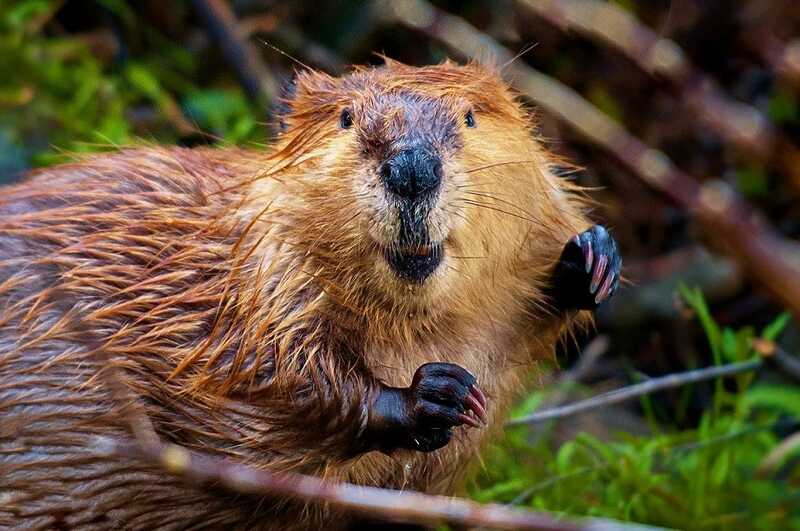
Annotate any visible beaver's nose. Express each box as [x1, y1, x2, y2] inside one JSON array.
[[380, 149, 443, 200]]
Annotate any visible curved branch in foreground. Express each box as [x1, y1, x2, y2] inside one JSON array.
[[98, 437, 660, 531], [381, 0, 800, 320]]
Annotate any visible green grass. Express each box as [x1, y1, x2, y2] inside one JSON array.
[[470, 289, 800, 530]]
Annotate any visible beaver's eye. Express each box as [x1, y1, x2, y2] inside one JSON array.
[[465, 110, 476, 128], [340, 108, 353, 129]]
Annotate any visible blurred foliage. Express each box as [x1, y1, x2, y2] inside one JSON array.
[[471, 293, 799, 530], [0, 0, 265, 179], [2, 0, 800, 529]]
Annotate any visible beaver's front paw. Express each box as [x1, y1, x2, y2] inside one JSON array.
[[549, 225, 622, 311], [401, 362, 487, 452], [366, 362, 487, 453]]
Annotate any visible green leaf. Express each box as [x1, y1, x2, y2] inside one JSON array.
[[509, 390, 546, 419], [722, 328, 739, 362], [679, 284, 722, 363], [4, 0, 53, 28], [472, 478, 526, 502], [744, 385, 800, 417], [125, 64, 164, 100], [556, 441, 579, 473], [710, 450, 730, 486], [762, 312, 791, 342]]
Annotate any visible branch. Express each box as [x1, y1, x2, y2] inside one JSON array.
[[508, 342, 800, 427], [518, 0, 775, 157], [96, 340, 797, 527], [753, 339, 800, 382], [519, 0, 800, 197], [743, 31, 800, 89], [507, 359, 763, 427], [100, 437, 662, 531], [380, 0, 800, 320], [191, 0, 279, 112]]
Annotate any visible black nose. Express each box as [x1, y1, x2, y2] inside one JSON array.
[[380, 149, 443, 200]]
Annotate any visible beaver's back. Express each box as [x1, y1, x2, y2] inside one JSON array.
[[0, 148, 331, 530]]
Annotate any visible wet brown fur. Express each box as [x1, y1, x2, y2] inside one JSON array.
[[0, 60, 591, 530]]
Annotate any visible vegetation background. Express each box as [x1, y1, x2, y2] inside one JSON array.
[[2, 1, 800, 529]]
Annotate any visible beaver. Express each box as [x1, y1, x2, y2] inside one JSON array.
[[0, 59, 621, 530]]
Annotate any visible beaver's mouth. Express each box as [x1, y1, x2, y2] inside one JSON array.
[[384, 242, 444, 283]]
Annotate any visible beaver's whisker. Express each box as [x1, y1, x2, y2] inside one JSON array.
[[463, 160, 536, 174], [454, 198, 536, 223], [444, 207, 468, 224], [459, 190, 534, 219]]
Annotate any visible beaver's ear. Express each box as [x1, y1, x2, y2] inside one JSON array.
[[275, 69, 338, 132]]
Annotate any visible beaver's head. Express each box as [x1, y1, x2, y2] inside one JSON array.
[[271, 60, 566, 311]]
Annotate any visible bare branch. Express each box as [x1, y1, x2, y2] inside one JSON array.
[[100, 436, 662, 531], [753, 339, 800, 382], [191, 0, 279, 112], [507, 359, 763, 427], [381, 0, 800, 320], [517, 0, 800, 195], [744, 32, 800, 89], [518, 0, 776, 158], [509, 342, 800, 427]]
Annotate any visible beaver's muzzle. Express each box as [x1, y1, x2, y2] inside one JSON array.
[[379, 146, 445, 282]]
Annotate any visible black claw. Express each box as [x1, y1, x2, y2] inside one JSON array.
[[547, 225, 622, 311]]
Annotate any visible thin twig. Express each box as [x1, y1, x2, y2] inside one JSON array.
[[381, 0, 800, 320], [511, 466, 600, 506], [530, 336, 610, 420], [669, 419, 797, 455], [506, 339, 800, 427], [772, 346, 800, 381], [753, 339, 800, 381], [562, 335, 610, 384], [757, 430, 800, 476], [507, 359, 763, 427]]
